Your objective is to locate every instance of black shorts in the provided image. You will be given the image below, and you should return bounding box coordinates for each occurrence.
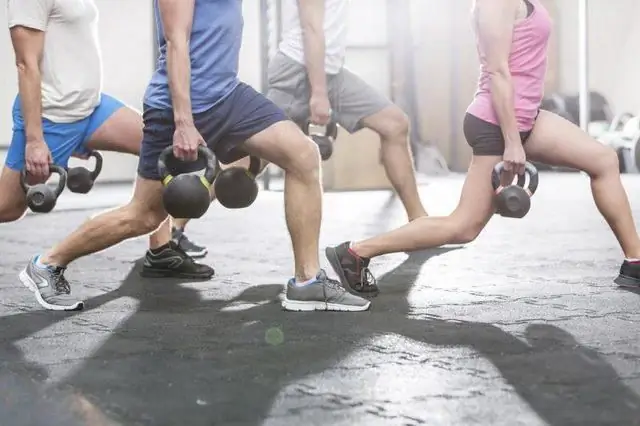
[138,82,288,180]
[463,113,533,156]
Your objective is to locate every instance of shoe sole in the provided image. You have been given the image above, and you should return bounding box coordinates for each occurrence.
[139,268,215,279]
[19,269,84,312]
[281,298,370,312]
[325,247,379,298]
[614,273,640,287]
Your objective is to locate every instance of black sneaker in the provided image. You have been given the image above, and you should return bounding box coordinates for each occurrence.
[614,260,640,287]
[172,227,208,258]
[141,242,214,279]
[325,242,379,297]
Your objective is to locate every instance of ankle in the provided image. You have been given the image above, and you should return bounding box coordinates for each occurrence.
[294,266,320,282]
[349,242,370,260]
[39,253,63,268]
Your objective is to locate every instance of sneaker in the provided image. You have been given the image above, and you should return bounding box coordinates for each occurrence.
[19,256,84,311]
[614,260,640,287]
[325,242,380,297]
[141,241,215,279]
[172,227,208,258]
[281,269,371,312]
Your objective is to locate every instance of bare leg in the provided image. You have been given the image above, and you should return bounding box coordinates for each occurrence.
[85,106,171,250]
[0,167,28,222]
[243,121,321,280]
[361,106,428,220]
[351,155,501,258]
[40,177,167,266]
[525,110,640,258]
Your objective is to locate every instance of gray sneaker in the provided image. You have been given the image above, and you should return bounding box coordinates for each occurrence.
[282,270,371,312]
[19,256,84,311]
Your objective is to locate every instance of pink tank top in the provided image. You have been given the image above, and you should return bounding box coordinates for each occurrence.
[467,0,552,131]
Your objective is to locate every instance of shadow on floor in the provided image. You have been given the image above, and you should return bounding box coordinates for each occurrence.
[2,250,639,425]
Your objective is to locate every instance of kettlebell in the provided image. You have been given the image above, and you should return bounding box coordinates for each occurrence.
[491,161,539,219]
[67,151,103,193]
[302,119,338,161]
[214,156,261,209]
[157,145,217,219]
[20,165,67,214]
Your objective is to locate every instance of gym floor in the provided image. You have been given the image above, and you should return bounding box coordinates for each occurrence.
[1,172,640,426]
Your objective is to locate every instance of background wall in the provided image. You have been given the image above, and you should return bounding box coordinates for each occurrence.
[1,0,639,177]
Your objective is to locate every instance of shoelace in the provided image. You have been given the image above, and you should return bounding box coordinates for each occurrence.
[50,267,71,294]
[358,267,377,291]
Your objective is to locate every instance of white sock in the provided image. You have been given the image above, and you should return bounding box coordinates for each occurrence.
[625,258,640,263]
[294,276,318,287]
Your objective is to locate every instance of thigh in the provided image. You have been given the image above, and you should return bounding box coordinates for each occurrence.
[525,110,613,174]
[242,120,313,169]
[265,52,310,124]
[84,94,141,155]
[452,155,503,226]
[330,68,393,133]
[204,83,289,165]
[0,166,27,213]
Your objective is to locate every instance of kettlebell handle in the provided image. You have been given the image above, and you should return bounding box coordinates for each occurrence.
[302,119,338,139]
[158,145,217,184]
[491,161,539,195]
[88,151,104,180]
[20,164,67,197]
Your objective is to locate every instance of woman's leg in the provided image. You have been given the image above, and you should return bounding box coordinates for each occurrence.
[525,110,640,259]
[325,155,501,294]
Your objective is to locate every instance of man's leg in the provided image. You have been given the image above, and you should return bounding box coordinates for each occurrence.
[331,69,428,221]
[0,167,27,222]
[523,110,640,286]
[83,95,213,273]
[215,82,369,311]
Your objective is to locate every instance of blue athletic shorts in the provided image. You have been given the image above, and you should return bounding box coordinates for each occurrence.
[5,93,125,171]
[138,82,288,180]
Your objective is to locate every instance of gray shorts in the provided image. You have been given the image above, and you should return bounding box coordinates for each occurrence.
[266,52,392,133]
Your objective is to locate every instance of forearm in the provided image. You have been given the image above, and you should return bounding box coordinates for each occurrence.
[301,27,328,95]
[166,39,193,126]
[489,72,521,146]
[16,63,43,143]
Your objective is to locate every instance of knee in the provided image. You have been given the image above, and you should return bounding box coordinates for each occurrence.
[120,204,167,236]
[588,146,620,178]
[283,136,321,181]
[377,108,410,142]
[0,204,26,223]
[450,217,486,244]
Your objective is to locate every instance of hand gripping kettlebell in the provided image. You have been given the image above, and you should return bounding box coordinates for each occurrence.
[302,119,338,161]
[20,165,67,214]
[157,145,217,219]
[492,161,539,218]
[214,156,261,209]
[67,151,103,193]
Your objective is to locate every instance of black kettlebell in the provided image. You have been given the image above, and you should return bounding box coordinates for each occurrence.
[213,156,261,209]
[20,165,67,214]
[302,119,338,161]
[67,151,103,193]
[492,161,539,219]
[157,145,217,219]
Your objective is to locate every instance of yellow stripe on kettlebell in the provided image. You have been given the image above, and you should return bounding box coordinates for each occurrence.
[199,175,211,189]
[162,175,174,186]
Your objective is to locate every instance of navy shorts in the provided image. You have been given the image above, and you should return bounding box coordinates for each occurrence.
[138,82,288,180]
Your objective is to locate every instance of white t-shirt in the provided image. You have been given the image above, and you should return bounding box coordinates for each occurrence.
[7,0,103,123]
[279,0,349,75]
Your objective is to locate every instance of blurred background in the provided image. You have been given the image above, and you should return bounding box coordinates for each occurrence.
[1,0,639,189]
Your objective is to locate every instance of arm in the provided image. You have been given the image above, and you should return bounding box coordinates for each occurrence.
[475,0,521,147]
[297,0,328,98]
[157,0,195,127]
[8,0,49,145]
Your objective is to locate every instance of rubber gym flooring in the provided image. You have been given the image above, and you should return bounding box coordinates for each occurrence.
[1,172,640,426]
